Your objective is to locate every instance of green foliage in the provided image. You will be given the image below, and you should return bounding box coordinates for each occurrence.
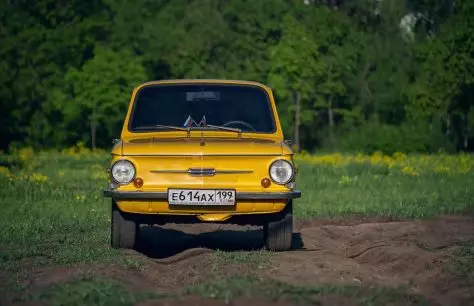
[407,1,474,150]
[335,121,456,154]
[52,46,147,147]
[268,13,324,135]
[1,0,473,152]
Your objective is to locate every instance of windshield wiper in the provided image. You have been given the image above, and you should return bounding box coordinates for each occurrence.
[206,124,241,133]
[133,124,242,139]
[134,124,189,131]
[206,124,242,138]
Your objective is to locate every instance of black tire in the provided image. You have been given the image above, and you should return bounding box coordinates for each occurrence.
[111,200,139,249]
[263,201,293,251]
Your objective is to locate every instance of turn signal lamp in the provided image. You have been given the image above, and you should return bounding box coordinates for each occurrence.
[133,177,144,188]
[261,177,271,188]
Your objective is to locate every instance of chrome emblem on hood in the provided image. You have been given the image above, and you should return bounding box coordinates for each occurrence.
[150,168,253,176]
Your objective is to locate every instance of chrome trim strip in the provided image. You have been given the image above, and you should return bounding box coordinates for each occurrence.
[103,190,301,200]
[150,170,189,174]
[189,168,215,176]
[213,170,253,174]
[123,153,282,157]
[150,169,253,175]
[237,191,301,200]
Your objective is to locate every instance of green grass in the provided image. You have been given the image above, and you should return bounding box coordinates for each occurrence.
[296,161,474,219]
[0,150,472,304]
[451,243,474,284]
[0,154,119,273]
[16,275,427,306]
[1,151,473,273]
[210,249,271,272]
[24,277,162,306]
[184,276,427,305]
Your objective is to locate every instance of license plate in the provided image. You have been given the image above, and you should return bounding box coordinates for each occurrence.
[168,189,236,205]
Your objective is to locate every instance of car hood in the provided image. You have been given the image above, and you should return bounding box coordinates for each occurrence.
[119,137,286,156]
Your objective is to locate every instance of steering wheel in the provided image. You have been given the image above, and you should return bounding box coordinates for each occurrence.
[222,120,256,131]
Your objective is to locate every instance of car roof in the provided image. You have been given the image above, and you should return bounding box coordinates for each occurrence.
[136,79,271,91]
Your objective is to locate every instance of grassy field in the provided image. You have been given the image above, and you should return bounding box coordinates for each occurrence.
[295,151,474,218]
[0,146,473,305]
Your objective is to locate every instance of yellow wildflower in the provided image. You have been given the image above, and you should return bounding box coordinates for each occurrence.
[401,165,419,176]
[434,165,450,174]
[393,152,407,161]
[294,152,474,176]
[0,166,12,177]
[354,153,366,164]
[75,194,86,202]
[457,166,471,174]
[370,151,384,165]
[382,155,396,168]
[17,147,34,162]
[29,173,48,183]
[338,175,356,185]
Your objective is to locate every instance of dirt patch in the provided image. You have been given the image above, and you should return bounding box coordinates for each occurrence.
[138,295,357,306]
[21,263,159,293]
[269,216,474,305]
[138,296,298,306]
[9,216,474,305]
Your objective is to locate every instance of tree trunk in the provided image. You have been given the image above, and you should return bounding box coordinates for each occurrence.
[464,111,468,150]
[91,120,97,150]
[446,116,450,136]
[328,97,334,148]
[294,91,301,153]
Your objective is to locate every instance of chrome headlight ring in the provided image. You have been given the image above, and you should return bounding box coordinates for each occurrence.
[110,160,136,185]
[269,159,295,185]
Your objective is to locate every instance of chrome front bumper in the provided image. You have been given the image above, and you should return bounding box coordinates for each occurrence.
[103,189,301,200]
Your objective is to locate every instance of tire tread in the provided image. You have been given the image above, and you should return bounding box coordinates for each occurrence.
[264,201,293,251]
[111,200,138,249]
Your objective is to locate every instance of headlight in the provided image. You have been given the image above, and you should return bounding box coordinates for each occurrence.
[269,159,294,185]
[111,160,136,184]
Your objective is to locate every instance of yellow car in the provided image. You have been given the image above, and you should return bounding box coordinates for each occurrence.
[103,79,301,251]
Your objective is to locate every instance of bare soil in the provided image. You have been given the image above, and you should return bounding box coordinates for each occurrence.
[12,216,474,306]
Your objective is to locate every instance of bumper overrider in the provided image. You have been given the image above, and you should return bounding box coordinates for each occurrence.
[103,189,301,200]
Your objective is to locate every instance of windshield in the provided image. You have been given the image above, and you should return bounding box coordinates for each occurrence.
[128,84,276,133]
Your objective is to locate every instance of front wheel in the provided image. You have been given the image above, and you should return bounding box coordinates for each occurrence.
[111,200,139,249]
[263,201,293,251]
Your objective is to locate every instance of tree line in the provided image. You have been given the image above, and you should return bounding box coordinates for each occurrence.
[1,0,473,153]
